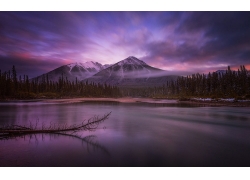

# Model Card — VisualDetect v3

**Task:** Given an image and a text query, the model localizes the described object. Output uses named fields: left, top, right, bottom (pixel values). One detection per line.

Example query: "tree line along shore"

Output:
left=0, top=65, right=250, bottom=102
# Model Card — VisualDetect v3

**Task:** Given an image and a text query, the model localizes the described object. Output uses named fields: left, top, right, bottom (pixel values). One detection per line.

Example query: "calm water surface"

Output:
left=0, top=100, right=250, bottom=166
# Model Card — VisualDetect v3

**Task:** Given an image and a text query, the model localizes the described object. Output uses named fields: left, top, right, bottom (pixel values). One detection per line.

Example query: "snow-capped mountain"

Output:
left=215, top=70, right=227, bottom=74
left=93, top=56, right=165, bottom=78
left=84, top=56, right=178, bottom=87
left=33, top=56, right=178, bottom=87
left=215, top=69, right=250, bottom=76
left=33, top=61, right=109, bottom=82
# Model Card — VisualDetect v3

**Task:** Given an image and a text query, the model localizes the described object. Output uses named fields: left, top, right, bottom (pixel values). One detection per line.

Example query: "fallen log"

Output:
left=0, top=112, right=111, bottom=139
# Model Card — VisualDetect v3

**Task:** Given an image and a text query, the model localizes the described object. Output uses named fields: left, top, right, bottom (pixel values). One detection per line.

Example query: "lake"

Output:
left=0, top=99, right=250, bottom=167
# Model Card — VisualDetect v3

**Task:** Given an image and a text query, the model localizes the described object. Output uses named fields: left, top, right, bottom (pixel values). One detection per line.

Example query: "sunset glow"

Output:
left=0, top=12, right=250, bottom=77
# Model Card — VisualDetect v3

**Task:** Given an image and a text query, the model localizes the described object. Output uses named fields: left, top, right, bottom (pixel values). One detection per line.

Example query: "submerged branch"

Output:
left=0, top=112, right=111, bottom=139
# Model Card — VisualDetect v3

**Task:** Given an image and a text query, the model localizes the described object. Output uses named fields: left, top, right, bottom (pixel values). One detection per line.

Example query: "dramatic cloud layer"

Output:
left=0, top=12, right=249, bottom=77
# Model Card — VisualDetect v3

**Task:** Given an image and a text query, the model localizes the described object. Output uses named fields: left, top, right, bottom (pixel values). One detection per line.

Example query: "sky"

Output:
left=0, top=11, right=250, bottom=77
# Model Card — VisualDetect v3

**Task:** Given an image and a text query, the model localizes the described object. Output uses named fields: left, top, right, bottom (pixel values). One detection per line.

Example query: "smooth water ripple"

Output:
left=0, top=101, right=250, bottom=166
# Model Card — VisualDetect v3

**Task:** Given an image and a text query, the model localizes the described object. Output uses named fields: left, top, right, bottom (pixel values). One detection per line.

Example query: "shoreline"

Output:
left=1, top=97, right=250, bottom=107
left=178, top=99, right=250, bottom=107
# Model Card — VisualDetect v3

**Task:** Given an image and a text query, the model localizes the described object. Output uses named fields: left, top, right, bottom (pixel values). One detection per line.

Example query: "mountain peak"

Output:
left=118, top=56, right=146, bottom=66
left=126, top=56, right=141, bottom=61
left=127, top=56, right=138, bottom=59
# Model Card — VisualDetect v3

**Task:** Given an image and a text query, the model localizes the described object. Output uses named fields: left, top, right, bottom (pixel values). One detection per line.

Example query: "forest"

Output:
left=0, top=65, right=249, bottom=100
left=0, top=66, right=121, bottom=99
left=121, top=65, right=250, bottom=99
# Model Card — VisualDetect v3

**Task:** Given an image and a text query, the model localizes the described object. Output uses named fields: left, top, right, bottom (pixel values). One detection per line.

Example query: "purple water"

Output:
left=0, top=101, right=250, bottom=166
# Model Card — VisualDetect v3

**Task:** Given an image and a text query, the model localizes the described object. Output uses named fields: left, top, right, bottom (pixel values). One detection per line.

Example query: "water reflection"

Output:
left=55, top=133, right=110, bottom=156
left=1, top=101, right=250, bottom=166
left=1, top=132, right=109, bottom=155
left=0, top=132, right=110, bottom=167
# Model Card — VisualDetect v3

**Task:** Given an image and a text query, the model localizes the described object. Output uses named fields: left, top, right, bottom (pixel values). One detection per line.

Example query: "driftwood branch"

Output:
left=0, top=112, right=111, bottom=139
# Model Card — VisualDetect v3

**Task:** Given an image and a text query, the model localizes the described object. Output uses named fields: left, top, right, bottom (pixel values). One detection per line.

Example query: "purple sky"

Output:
left=0, top=11, right=250, bottom=77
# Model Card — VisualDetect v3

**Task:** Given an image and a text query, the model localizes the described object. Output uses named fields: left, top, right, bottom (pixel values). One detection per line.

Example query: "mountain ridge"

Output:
left=83, top=56, right=178, bottom=87
left=33, top=61, right=111, bottom=82
left=33, top=56, right=178, bottom=87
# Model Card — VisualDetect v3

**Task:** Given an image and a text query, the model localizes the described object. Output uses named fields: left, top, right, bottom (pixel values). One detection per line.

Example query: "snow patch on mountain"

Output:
left=67, top=61, right=104, bottom=72
left=103, top=64, right=112, bottom=69
left=215, top=70, right=227, bottom=74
